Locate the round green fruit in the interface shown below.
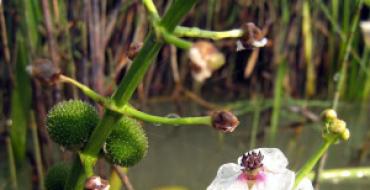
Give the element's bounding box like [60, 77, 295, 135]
[46, 100, 99, 149]
[45, 162, 70, 190]
[104, 117, 148, 167]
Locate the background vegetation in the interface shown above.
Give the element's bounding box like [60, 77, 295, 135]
[1, 0, 370, 189]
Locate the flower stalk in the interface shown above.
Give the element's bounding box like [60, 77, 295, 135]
[60, 74, 211, 126]
[174, 26, 244, 40]
[294, 136, 336, 187]
[294, 109, 350, 188]
[64, 0, 198, 189]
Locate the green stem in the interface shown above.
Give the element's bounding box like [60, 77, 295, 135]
[315, 0, 361, 64]
[174, 26, 243, 40]
[59, 75, 110, 105]
[268, 59, 286, 145]
[250, 98, 261, 149]
[123, 106, 211, 126]
[142, 0, 160, 23]
[65, 1, 197, 188]
[160, 28, 193, 49]
[294, 136, 336, 188]
[6, 136, 18, 190]
[332, 0, 363, 109]
[60, 75, 211, 126]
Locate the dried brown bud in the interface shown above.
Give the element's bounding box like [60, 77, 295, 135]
[127, 42, 143, 59]
[189, 41, 225, 82]
[237, 22, 267, 51]
[27, 58, 61, 84]
[84, 176, 110, 190]
[211, 111, 239, 133]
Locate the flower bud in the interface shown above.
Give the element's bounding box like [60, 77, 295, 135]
[341, 128, 350, 141]
[321, 109, 337, 122]
[85, 176, 110, 190]
[46, 100, 99, 150]
[211, 111, 239, 133]
[189, 41, 225, 82]
[330, 119, 346, 134]
[45, 162, 71, 190]
[104, 117, 148, 167]
[27, 58, 61, 84]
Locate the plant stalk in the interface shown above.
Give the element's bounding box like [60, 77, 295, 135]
[294, 136, 336, 188]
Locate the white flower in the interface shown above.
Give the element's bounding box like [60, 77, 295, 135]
[207, 148, 313, 190]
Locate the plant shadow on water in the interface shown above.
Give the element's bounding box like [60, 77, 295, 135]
[126, 101, 370, 190]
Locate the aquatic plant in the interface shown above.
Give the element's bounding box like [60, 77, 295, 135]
[28, 0, 271, 189]
[207, 148, 313, 190]
[207, 109, 351, 190]
[46, 100, 99, 150]
[104, 117, 148, 167]
[3, 0, 369, 189]
[44, 163, 71, 190]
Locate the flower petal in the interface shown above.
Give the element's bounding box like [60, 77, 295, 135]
[252, 168, 295, 190]
[251, 38, 268, 48]
[294, 178, 313, 190]
[207, 163, 248, 190]
[238, 148, 289, 172]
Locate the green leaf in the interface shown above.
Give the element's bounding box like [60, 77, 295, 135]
[10, 34, 32, 162]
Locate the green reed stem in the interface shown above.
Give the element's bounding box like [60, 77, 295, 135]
[333, 0, 363, 110]
[250, 98, 261, 149]
[30, 112, 45, 190]
[315, 0, 361, 63]
[303, 0, 315, 97]
[362, 47, 370, 100]
[294, 136, 337, 188]
[174, 26, 243, 40]
[269, 60, 286, 145]
[313, 2, 364, 187]
[6, 136, 18, 190]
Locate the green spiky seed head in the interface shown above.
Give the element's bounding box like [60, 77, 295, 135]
[104, 116, 148, 167]
[45, 162, 71, 190]
[46, 100, 99, 149]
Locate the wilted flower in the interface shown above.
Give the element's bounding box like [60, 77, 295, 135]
[207, 148, 313, 190]
[236, 22, 268, 51]
[189, 41, 225, 82]
[26, 58, 61, 84]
